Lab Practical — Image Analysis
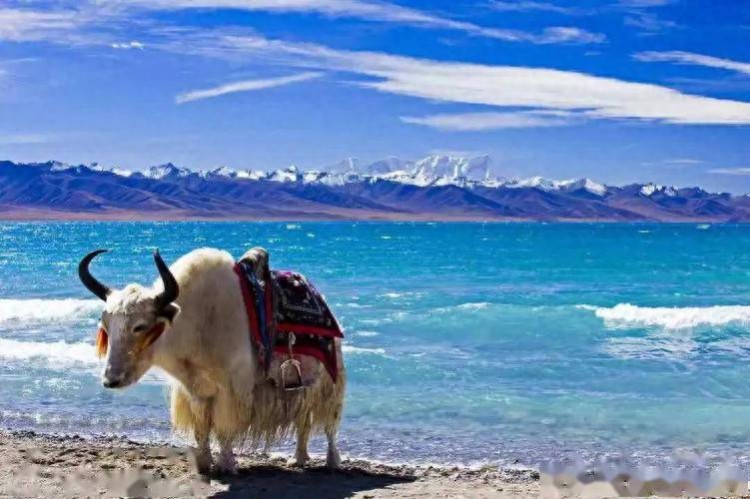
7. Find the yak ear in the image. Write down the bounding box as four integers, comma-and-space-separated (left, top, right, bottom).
159, 303, 181, 324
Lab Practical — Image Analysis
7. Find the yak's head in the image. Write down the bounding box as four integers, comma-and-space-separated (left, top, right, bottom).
78, 249, 180, 389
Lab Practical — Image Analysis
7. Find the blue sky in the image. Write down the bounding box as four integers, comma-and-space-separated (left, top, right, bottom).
1, 0, 750, 192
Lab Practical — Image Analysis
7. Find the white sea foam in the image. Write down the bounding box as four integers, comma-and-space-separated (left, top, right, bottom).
433, 302, 491, 313
580, 303, 750, 330
457, 302, 490, 310
0, 338, 97, 366
356, 330, 380, 337
342, 345, 386, 355
0, 298, 100, 326
0, 338, 168, 383
378, 291, 425, 300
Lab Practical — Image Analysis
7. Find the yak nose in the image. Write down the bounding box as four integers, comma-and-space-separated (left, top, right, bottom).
102, 367, 125, 388
102, 378, 122, 389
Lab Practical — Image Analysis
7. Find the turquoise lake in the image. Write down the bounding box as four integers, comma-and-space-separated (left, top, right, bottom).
2, 222, 750, 467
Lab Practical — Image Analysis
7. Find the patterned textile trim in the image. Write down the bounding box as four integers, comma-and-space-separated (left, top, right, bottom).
234, 262, 342, 382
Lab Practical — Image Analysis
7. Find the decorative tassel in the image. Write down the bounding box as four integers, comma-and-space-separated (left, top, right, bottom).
96, 328, 108, 358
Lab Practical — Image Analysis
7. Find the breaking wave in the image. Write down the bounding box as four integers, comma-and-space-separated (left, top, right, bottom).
431, 302, 491, 314
355, 330, 380, 337
342, 345, 387, 355
0, 338, 97, 366
579, 303, 750, 330
0, 298, 100, 326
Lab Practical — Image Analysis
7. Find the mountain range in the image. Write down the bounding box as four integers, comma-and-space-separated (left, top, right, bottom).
0, 156, 747, 221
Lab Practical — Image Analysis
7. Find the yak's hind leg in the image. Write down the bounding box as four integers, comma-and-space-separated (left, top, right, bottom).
325, 427, 341, 470
323, 396, 343, 469
325, 377, 345, 469
288, 412, 312, 467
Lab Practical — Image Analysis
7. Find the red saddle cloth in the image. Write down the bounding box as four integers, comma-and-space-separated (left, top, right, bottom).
234, 262, 343, 382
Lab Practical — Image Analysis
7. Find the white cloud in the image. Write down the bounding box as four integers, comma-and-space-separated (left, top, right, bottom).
0, 8, 79, 42
619, 0, 674, 7
111, 40, 145, 50
214, 35, 750, 126
0, 1, 605, 48
401, 111, 576, 131
175, 71, 322, 104
635, 51, 750, 76
709, 167, 750, 176
0, 6, 118, 46
533, 27, 604, 44
0, 133, 52, 145
489, 1, 577, 14
623, 12, 677, 34
641, 158, 704, 168
114, 0, 604, 44
664, 158, 703, 165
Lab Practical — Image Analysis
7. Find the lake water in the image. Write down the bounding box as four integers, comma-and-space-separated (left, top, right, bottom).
2, 221, 750, 467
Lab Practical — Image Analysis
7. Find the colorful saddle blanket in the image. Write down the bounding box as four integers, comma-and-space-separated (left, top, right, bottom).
234, 258, 343, 383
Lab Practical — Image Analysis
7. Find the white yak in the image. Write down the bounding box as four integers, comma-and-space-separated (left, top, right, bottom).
78, 247, 345, 474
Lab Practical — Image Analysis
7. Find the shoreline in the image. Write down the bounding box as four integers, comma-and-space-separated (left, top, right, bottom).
0, 429, 539, 497
0, 209, 745, 224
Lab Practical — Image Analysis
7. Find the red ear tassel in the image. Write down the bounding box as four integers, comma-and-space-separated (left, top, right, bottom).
96, 328, 108, 358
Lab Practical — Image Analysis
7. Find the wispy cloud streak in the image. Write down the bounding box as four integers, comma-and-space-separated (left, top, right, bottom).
401, 111, 576, 131
0, 133, 52, 145
635, 51, 750, 76
0, 8, 79, 42
709, 167, 750, 176
211, 34, 750, 126
489, 1, 577, 14
175, 71, 323, 104
113, 0, 605, 44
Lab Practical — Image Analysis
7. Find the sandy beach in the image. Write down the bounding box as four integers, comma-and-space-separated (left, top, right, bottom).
0, 430, 539, 497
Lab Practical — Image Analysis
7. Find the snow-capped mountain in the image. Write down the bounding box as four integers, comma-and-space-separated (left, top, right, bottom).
325, 158, 360, 173
37, 154, 603, 194
0, 157, 744, 221
365, 157, 411, 175
558, 178, 608, 197
639, 183, 678, 198
506, 177, 608, 197
140, 163, 193, 180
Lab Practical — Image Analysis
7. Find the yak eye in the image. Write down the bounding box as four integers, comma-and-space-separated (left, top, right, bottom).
132, 324, 149, 333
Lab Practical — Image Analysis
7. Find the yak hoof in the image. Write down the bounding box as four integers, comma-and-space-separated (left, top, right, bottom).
216, 453, 237, 475
287, 454, 310, 468
326, 451, 341, 470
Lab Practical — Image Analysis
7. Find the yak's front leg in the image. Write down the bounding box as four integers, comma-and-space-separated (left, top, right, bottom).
191, 397, 214, 474
215, 433, 237, 474
212, 391, 242, 474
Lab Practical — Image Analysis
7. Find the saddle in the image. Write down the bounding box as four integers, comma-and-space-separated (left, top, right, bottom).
234, 247, 343, 391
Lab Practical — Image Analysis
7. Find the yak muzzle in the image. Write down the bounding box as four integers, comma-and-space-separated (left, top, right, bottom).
102, 366, 128, 389
102, 378, 123, 389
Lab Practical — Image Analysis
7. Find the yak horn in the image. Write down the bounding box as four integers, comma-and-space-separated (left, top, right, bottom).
153, 249, 179, 310
78, 249, 111, 301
